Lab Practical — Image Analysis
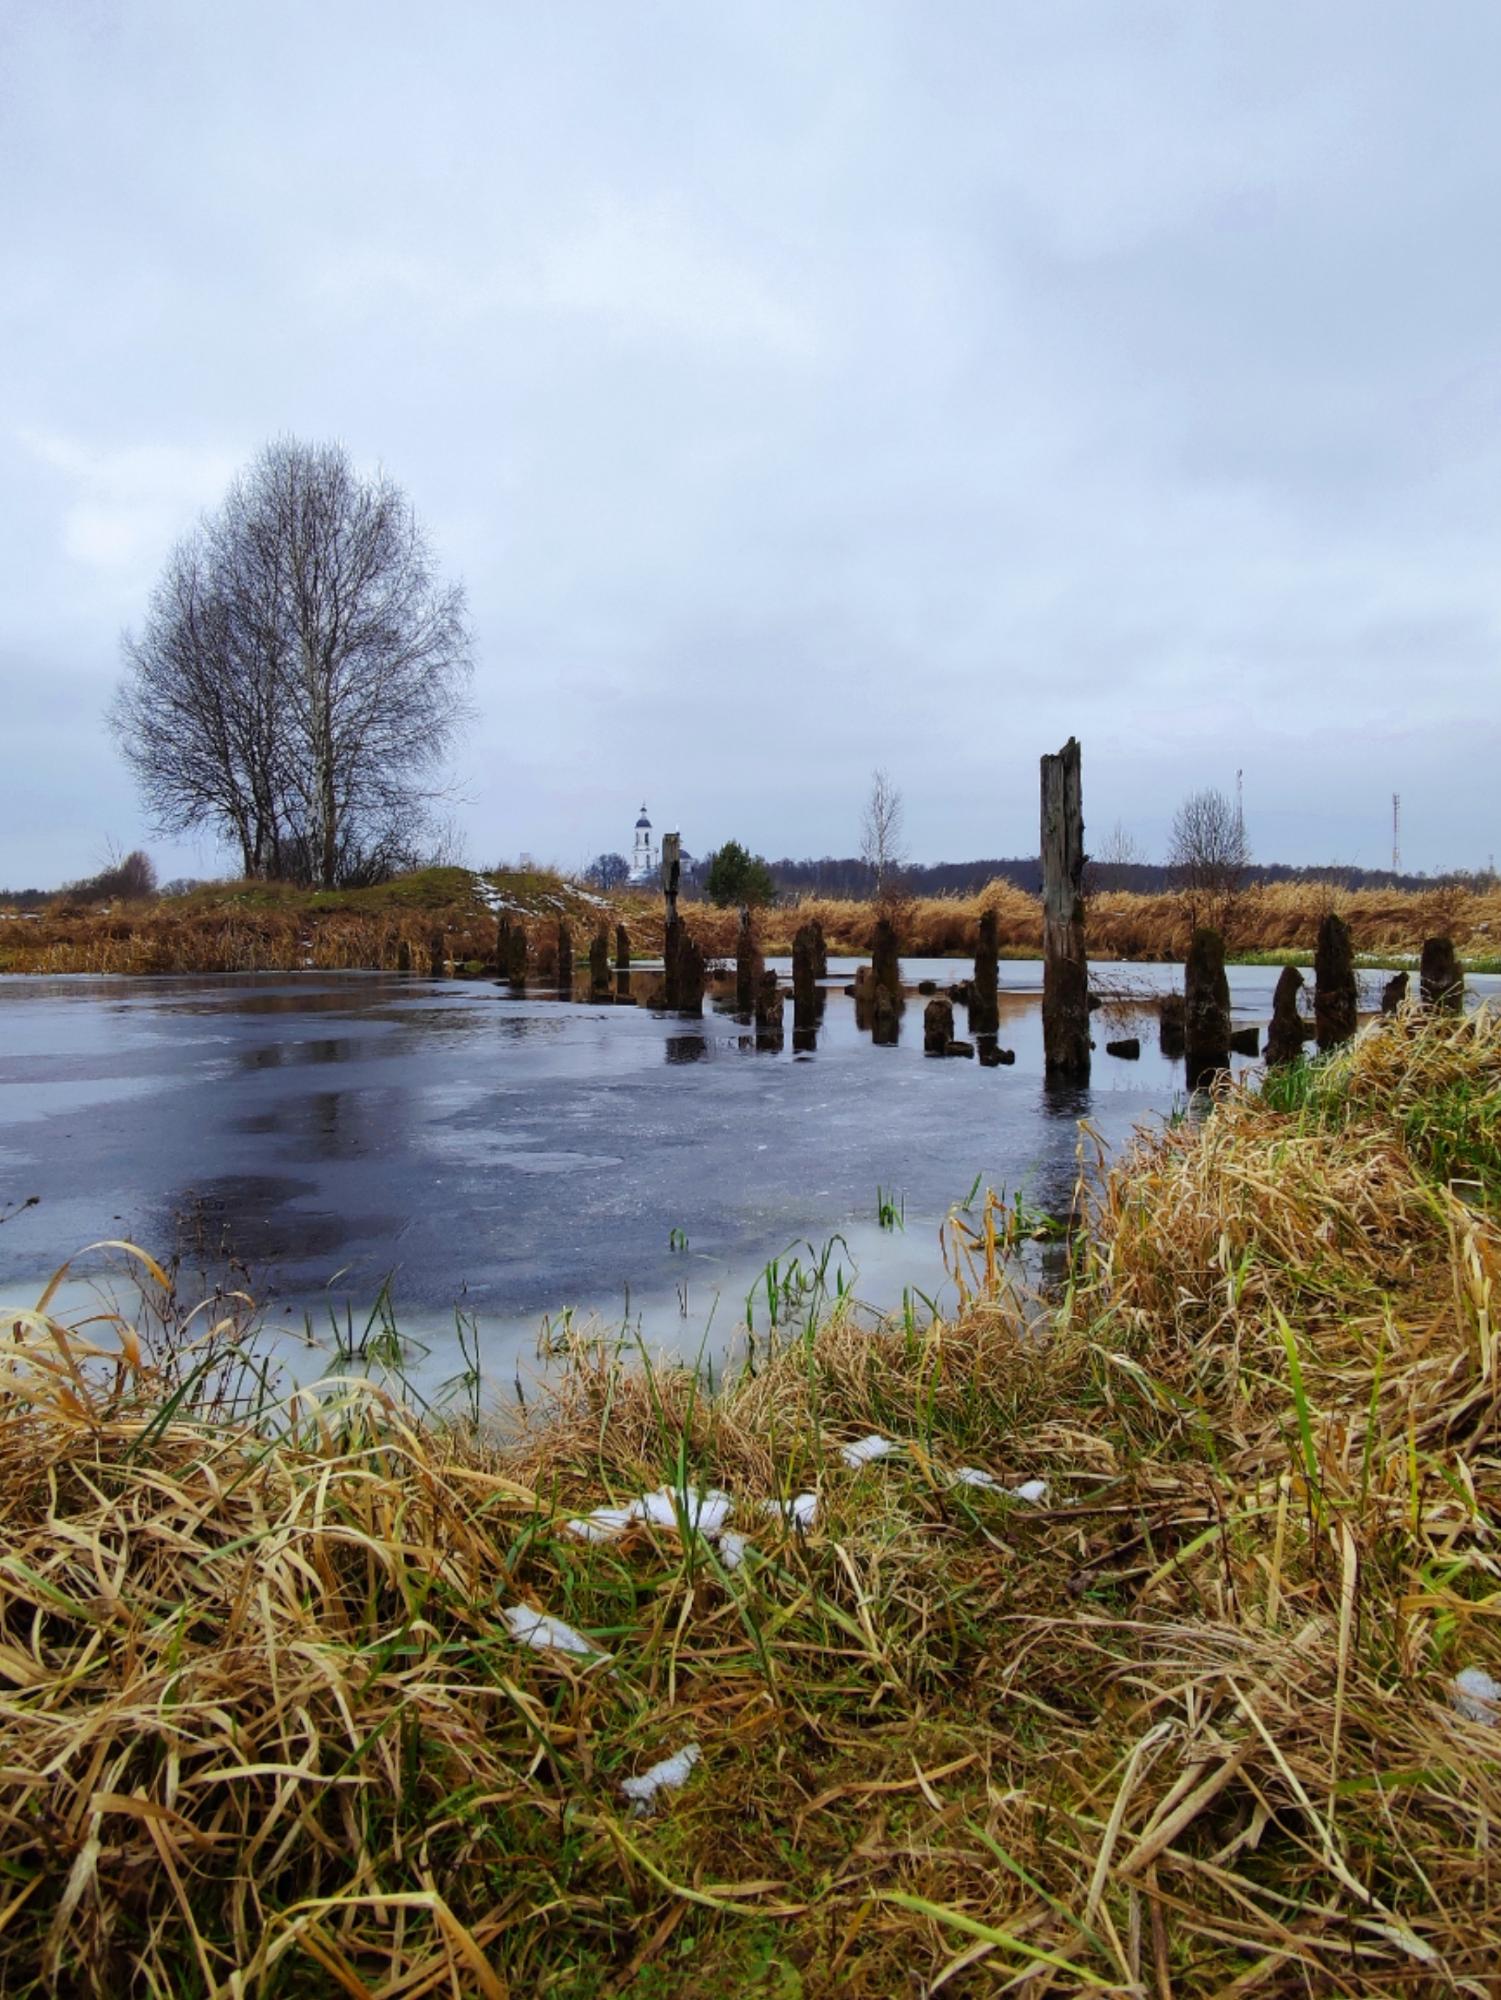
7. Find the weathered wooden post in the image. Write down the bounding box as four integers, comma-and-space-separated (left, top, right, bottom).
496, 912, 511, 974
1264, 964, 1305, 1067
1041, 738, 1090, 1079
810, 917, 828, 980
736, 906, 762, 1014
871, 916, 901, 999
396, 935, 413, 974
1381, 970, 1409, 1015
970, 909, 999, 1038
556, 918, 574, 998
1184, 927, 1231, 1087
792, 922, 820, 1030
589, 926, 611, 998
1314, 913, 1357, 1050
924, 995, 954, 1055
615, 923, 631, 972
1420, 937, 1463, 1014
660, 832, 682, 1010
429, 929, 446, 979
676, 931, 705, 1017
507, 925, 528, 990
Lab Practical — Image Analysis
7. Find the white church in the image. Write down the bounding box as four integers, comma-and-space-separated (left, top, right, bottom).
628, 804, 659, 885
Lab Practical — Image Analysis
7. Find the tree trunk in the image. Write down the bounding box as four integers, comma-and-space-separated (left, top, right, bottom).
1041, 738, 1090, 1079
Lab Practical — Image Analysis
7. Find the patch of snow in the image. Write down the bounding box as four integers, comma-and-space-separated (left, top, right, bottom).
1011, 1478, 1049, 1504
718, 1530, 754, 1571
840, 1433, 900, 1469
502, 1605, 601, 1657
761, 1491, 818, 1531
952, 1467, 1003, 1491
565, 1506, 636, 1543
633, 1485, 735, 1541
620, 1742, 700, 1813
1452, 1666, 1501, 1722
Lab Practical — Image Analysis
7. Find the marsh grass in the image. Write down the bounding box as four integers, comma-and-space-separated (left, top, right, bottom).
3, 1012, 1501, 1993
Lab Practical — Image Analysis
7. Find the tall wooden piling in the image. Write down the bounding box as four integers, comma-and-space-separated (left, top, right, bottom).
1040, 738, 1089, 1079
556, 919, 574, 998
507, 925, 528, 989
615, 924, 631, 972
970, 909, 999, 1038
428, 929, 446, 979
660, 833, 682, 1010
1314, 913, 1357, 1051
496, 912, 511, 975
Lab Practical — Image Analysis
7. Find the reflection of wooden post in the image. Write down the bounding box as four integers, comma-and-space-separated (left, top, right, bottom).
1041, 738, 1089, 1079
660, 832, 682, 1010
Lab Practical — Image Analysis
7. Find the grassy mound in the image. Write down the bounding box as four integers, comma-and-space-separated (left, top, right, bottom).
2, 1011, 1499, 1993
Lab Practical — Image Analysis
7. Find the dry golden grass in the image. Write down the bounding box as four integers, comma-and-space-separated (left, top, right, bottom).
2, 1012, 1501, 1992
4, 866, 1498, 974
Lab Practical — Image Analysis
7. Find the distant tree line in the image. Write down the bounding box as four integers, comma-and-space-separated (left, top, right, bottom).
717, 855, 1493, 901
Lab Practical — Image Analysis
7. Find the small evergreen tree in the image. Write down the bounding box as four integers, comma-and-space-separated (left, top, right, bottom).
704, 841, 776, 908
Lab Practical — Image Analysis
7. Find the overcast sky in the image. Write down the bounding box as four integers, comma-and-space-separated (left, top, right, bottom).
3, 2, 1498, 884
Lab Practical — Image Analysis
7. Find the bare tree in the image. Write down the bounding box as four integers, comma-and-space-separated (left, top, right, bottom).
860, 768, 906, 900
112, 439, 473, 887
1167, 786, 1250, 941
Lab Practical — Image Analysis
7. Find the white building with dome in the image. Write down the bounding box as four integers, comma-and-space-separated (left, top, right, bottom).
629, 804, 659, 884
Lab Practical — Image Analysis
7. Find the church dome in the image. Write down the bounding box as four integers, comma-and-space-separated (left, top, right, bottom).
635, 805, 652, 829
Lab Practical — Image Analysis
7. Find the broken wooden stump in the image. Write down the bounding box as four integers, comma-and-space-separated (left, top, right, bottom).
979, 1043, 1016, 1066
1381, 970, 1409, 1015
871, 916, 901, 999
1314, 913, 1357, 1051
428, 930, 446, 979
970, 909, 1000, 1038
736, 909, 762, 1013
923, 996, 954, 1055
396, 936, 413, 974
945, 1038, 975, 1059
556, 919, 574, 998
1420, 936, 1463, 1014
1264, 965, 1304, 1066
1229, 1026, 1261, 1057
589, 927, 611, 998
1184, 927, 1231, 1087
615, 923, 631, 972
1105, 1036, 1140, 1060
809, 918, 828, 980
495, 912, 511, 974
675, 931, 705, 1017
507, 926, 529, 989
1041, 737, 1089, 1079
792, 921, 822, 1031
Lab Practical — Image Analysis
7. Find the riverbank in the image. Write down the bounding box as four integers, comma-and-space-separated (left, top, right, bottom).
2, 868, 1496, 975
3, 1008, 1498, 1993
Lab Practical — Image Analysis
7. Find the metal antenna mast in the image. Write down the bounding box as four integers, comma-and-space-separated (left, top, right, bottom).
1392, 792, 1401, 876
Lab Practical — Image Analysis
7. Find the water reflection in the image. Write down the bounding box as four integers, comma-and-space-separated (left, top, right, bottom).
664, 1034, 708, 1064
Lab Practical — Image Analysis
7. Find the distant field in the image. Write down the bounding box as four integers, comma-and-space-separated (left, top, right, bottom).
2, 868, 1496, 975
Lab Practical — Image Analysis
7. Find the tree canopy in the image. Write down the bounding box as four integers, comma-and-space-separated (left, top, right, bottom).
111, 438, 473, 887
704, 840, 777, 908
